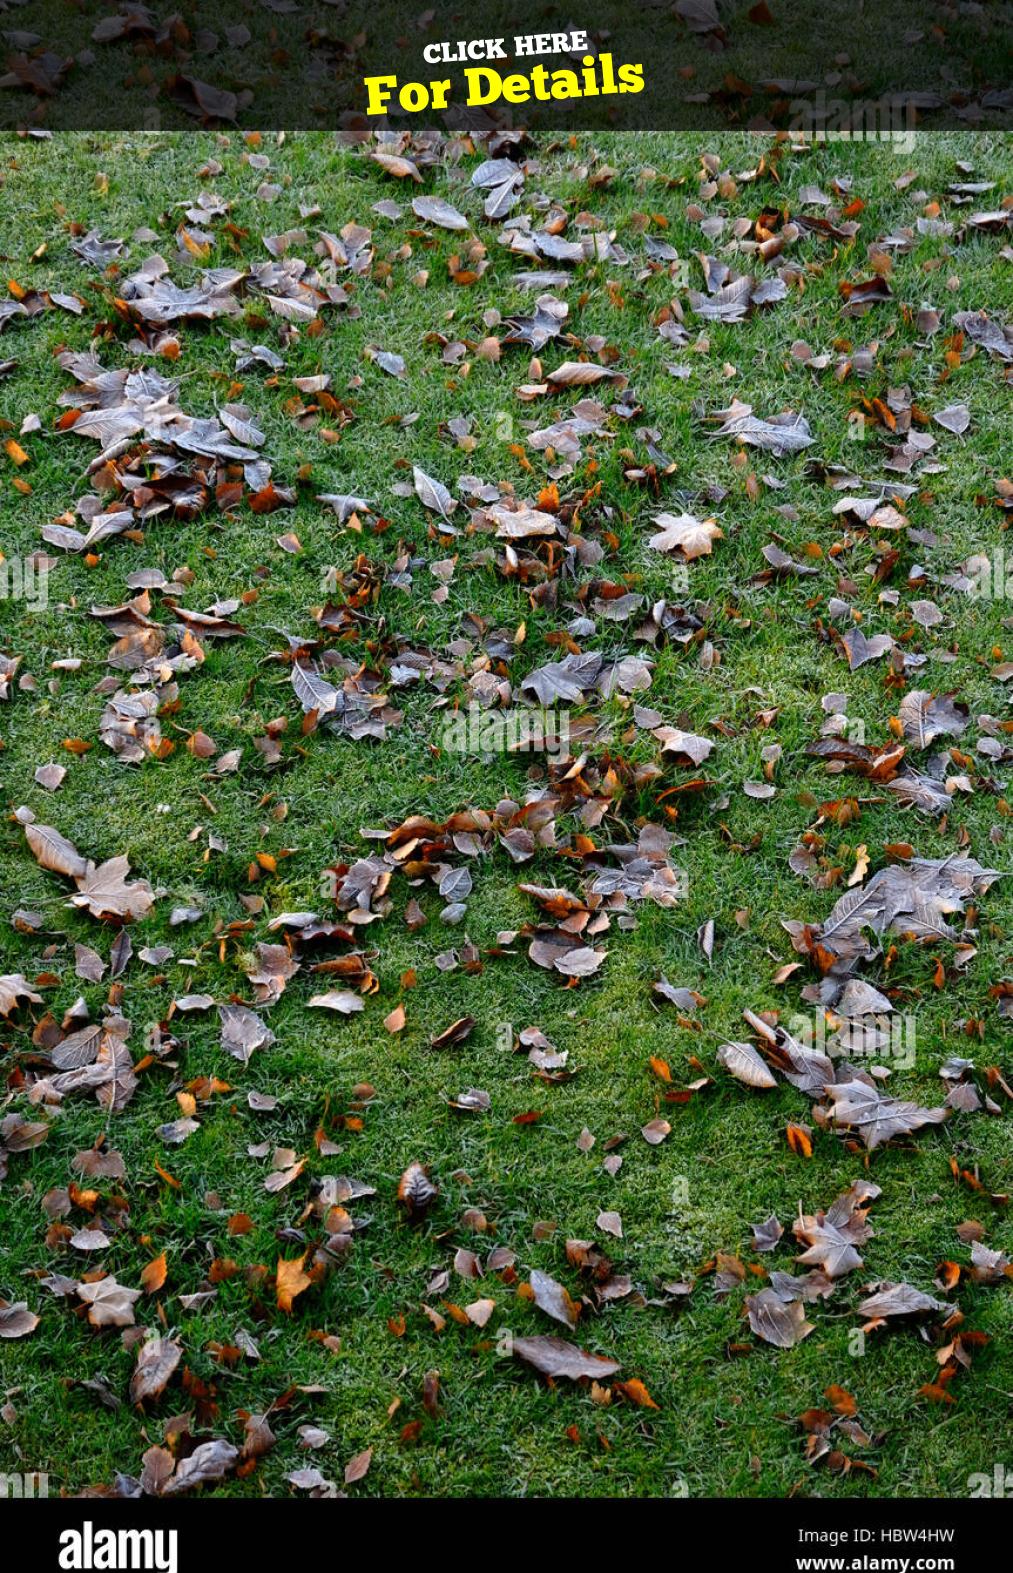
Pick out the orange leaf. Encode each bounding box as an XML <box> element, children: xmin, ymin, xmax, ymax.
<box><xmin>276</xmin><ymin>1252</ymin><xmax>312</xmax><ymax>1313</ymax></box>
<box><xmin>786</xmin><ymin>1123</ymin><xmax>813</xmax><ymax>1158</ymax></box>
<box><xmin>616</xmin><ymin>1378</ymin><xmax>659</xmax><ymax>1409</ymax></box>
<box><xmin>140</xmin><ymin>1251</ymin><xmax>168</xmax><ymax>1295</ymax></box>
<box><xmin>824</xmin><ymin>1384</ymin><xmax>857</xmax><ymax>1416</ymax></box>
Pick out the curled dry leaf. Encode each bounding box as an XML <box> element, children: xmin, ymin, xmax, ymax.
<box><xmin>0</xmin><ymin>1300</ymin><xmax>40</xmax><ymax>1338</ymax></box>
<box><xmin>529</xmin><ymin>1268</ymin><xmax>580</xmax><ymax>1330</ymax></box>
<box><xmin>397</xmin><ymin>1162</ymin><xmax>438</xmax><ymax>1221</ymax></box>
<box><xmin>430</xmin><ymin>1016</ymin><xmax>476</xmax><ymax>1050</ymax></box>
<box><xmin>160</xmin><ymin>1439</ymin><xmax>240</xmax><ymax>1496</ymax></box>
<box><xmin>0</xmin><ymin>973</ymin><xmax>43</xmax><ymax>1017</ymax></box>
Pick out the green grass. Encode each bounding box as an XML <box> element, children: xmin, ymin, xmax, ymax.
<box><xmin>0</xmin><ymin>128</ymin><xmax>1011</xmax><ymax>1500</ymax></box>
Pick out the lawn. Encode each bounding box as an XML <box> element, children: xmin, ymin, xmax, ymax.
<box><xmin>0</xmin><ymin>127</ymin><xmax>1011</xmax><ymax>1500</ymax></box>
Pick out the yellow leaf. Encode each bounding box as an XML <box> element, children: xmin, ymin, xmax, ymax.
<box><xmin>276</xmin><ymin>1252</ymin><xmax>312</xmax><ymax>1313</ymax></box>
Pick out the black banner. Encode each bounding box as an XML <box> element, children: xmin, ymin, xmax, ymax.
<box><xmin>0</xmin><ymin>1493</ymin><xmax>1005</xmax><ymax>1566</ymax></box>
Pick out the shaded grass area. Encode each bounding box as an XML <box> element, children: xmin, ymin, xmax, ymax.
<box><xmin>1</xmin><ymin>2</ymin><xmax>1004</xmax><ymax>133</ymax></box>
<box><xmin>0</xmin><ymin>129</ymin><xmax>1011</xmax><ymax>1498</ymax></box>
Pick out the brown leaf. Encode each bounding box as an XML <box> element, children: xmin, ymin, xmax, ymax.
<box><xmin>161</xmin><ymin>1439</ymin><xmax>239</xmax><ymax>1495</ymax></box>
<box><xmin>897</xmin><ymin>691</ymin><xmax>968</xmax><ymax>749</ymax></box>
<box><xmin>615</xmin><ymin>1378</ymin><xmax>660</xmax><ymax>1409</ymax></box>
<box><xmin>412</xmin><ymin>196</ymin><xmax>470</xmax><ymax>232</ymax></box>
<box><xmin>745</xmin><ymin>1287</ymin><xmax>814</xmax><ymax>1348</ymax></box>
<box><xmin>823</xmin><ymin>1081</ymin><xmax>949</xmax><ymax>1151</ymax></box>
<box><xmin>129</xmin><ymin>1336</ymin><xmax>182</xmax><ymax>1404</ymax></box>
<box><xmin>0</xmin><ymin>1300</ymin><xmax>40</xmax><ymax>1338</ymax></box>
<box><xmin>397</xmin><ymin>1162</ymin><xmax>438</xmax><ymax>1221</ymax></box>
<box><xmin>371</xmin><ymin>152</ymin><xmax>423</xmax><ymax>182</ymax></box>
<box><xmin>430</xmin><ymin>1015</ymin><xmax>475</xmax><ymax>1049</ymax></box>
<box><xmin>71</xmin><ymin>855</ymin><xmax>155</xmax><ymax>922</ymax></box>
<box><xmin>0</xmin><ymin>973</ymin><xmax>44</xmax><ymax>1017</ymax></box>
<box><xmin>751</xmin><ymin>1214</ymin><xmax>784</xmax><ymax>1252</ymax></box>
<box><xmin>511</xmin><ymin>1335</ymin><xmax>620</xmax><ymax>1380</ymax></box>
<box><xmin>857</xmin><ymin>1281</ymin><xmax>949</xmax><ymax>1321</ymax></box>
<box><xmin>648</xmin><ymin>511</ymin><xmax>724</xmax><ymax>560</ymax></box>
<box><xmin>547</xmin><ymin>361</ymin><xmax>626</xmax><ymax>388</ymax></box>
<box><xmin>24</xmin><ymin>820</ymin><xmax>87</xmax><ymax>879</ymax></box>
<box><xmin>793</xmin><ymin>1181</ymin><xmax>879</xmax><ymax>1277</ymax></box>
<box><xmin>77</xmin><ymin>1275</ymin><xmax>142</xmax><ymax>1328</ymax></box>
<box><xmin>718</xmin><ymin>1040</ymin><xmax>777</xmax><ymax>1089</ymax></box>
<box><xmin>344</xmin><ymin>1446</ymin><xmax>372</xmax><ymax>1484</ymax></box>
<box><xmin>529</xmin><ymin>1269</ymin><xmax>580</xmax><ymax>1330</ymax></box>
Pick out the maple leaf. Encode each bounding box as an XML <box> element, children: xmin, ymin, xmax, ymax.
<box><xmin>823</xmin><ymin>1080</ymin><xmax>949</xmax><ymax>1150</ymax></box>
<box><xmin>648</xmin><ymin>511</ymin><xmax>724</xmax><ymax>560</ymax></box>
<box><xmin>745</xmin><ymin>1287</ymin><xmax>815</xmax><ymax>1348</ymax></box>
<box><xmin>70</xmin><ymin>856</ymin><xmax>155</xmax><ymax>921</ymax></box>
<box><xmin>77</xmin><ymin>1275</ymin><xmax>142</xmax><ymax>1328</ymax></box>
<box><xmin>0</xmin><ymin>973</ymin><xmax>43</xmax><ymax>1017</ymax></box>
<box><xmin>276</xmin><ymin>1253</ymin><xmax>313</xmax><ymax>1313</ymax></box>
<box><xmin>793</xmin><ymin>1182</ymin><xmax>880</xmax><ymax>1277</ymax></box>
<box><xmin>897</xmin><ymin>690</ymin><xmax>968</xmax><ymax>748</ymax></box>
